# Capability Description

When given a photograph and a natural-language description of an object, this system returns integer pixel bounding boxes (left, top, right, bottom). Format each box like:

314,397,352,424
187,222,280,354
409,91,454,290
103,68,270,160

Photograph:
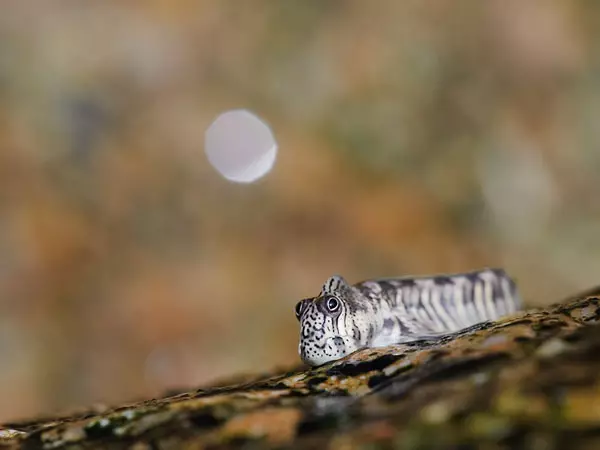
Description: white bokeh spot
204,109,278,183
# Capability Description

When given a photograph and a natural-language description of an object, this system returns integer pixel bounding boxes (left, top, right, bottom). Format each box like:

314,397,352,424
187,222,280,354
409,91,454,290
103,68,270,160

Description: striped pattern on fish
295,268,522,366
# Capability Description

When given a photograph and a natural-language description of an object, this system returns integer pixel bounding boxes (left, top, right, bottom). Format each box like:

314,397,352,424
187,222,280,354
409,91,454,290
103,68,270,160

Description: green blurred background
0,0,599,421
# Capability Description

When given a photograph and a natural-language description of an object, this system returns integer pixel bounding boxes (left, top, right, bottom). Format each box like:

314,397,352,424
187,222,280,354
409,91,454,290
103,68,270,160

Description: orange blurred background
0,0,599,421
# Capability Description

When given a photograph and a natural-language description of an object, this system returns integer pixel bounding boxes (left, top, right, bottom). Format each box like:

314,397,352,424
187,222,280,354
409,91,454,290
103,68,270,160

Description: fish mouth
299,335,356,366
299,334,354,350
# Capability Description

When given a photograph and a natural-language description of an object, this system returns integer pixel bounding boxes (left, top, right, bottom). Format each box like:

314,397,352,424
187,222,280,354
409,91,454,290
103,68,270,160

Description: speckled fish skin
295,268,522,366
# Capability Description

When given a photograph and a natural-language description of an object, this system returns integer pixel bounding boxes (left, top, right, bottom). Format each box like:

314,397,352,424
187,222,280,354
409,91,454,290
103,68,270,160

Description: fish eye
295,300,305,320
324,296,340,313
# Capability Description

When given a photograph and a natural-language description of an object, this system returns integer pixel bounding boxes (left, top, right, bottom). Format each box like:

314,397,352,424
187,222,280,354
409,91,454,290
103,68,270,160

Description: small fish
295,268,522,366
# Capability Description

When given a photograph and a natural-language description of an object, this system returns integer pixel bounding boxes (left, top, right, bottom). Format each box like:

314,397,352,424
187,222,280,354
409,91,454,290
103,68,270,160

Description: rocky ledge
3,289,600,449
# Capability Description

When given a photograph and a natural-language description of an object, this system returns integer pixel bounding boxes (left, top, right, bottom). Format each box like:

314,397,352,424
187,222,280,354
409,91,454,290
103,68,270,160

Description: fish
295,268,521,366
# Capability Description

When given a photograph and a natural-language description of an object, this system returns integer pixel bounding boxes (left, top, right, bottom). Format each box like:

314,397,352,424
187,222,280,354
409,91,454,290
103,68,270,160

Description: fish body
295,268,521,366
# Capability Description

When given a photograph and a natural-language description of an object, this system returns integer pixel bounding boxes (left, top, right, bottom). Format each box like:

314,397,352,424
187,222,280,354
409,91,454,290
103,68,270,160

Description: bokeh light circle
204,109,277,183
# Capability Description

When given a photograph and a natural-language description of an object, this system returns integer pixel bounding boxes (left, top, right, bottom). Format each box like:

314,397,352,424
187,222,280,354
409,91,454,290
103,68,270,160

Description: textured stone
2,291,600,449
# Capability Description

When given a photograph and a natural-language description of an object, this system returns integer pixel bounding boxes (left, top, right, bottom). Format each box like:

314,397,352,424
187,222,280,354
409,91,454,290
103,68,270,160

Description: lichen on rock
3,292,600,449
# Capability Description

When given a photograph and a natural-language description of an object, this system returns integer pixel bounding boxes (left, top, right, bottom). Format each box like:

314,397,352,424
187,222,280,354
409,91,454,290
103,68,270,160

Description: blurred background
0,0,599,422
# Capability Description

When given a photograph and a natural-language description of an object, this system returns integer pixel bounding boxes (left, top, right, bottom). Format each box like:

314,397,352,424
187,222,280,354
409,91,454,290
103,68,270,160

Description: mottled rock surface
3,290,600,449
